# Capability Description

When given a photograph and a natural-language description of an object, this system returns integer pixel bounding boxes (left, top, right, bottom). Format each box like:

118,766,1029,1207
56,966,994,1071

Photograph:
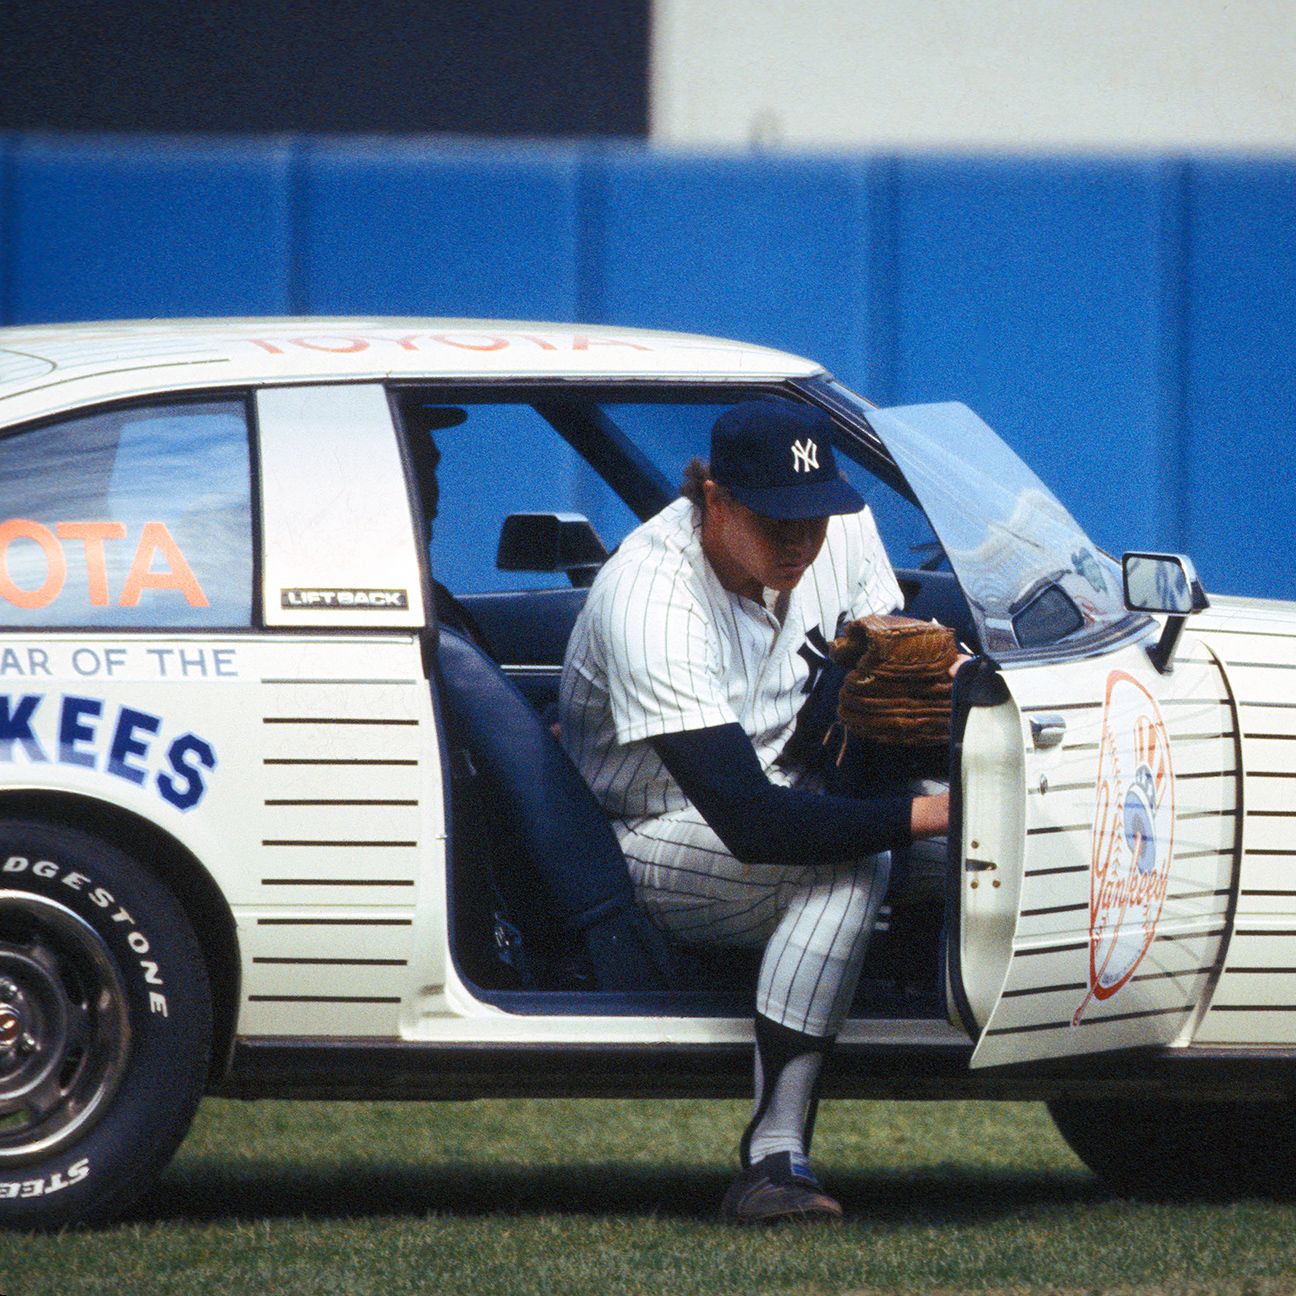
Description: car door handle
1030,714,1067,748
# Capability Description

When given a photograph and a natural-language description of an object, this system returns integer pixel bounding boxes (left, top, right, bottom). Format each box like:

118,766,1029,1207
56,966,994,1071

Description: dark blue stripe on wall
1157,160,1194,555
0,134,12,327
864,156,902,409
575,153,610,326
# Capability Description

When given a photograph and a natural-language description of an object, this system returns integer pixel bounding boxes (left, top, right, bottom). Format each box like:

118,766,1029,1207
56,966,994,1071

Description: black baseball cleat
719,1152,843,1225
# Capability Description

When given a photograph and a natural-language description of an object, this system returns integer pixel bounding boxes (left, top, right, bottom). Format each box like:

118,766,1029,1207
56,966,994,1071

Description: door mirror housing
1121,552,1208,674
496,512,609,588
1122,552,1208,616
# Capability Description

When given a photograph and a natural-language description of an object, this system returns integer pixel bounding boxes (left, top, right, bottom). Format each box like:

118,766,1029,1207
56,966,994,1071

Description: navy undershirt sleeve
650,723,915,866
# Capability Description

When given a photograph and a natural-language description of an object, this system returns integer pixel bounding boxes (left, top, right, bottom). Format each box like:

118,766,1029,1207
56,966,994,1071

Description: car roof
0,317,824,426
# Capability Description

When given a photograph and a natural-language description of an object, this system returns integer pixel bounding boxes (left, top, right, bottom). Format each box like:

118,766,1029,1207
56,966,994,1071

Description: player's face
704,483,830,598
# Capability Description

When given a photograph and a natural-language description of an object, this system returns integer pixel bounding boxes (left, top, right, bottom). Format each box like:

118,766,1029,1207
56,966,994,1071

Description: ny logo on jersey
797,625,833,694
790,437,819,473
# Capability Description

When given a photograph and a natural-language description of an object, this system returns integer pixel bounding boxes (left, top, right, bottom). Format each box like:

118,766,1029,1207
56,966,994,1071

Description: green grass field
8,1096,1296,1296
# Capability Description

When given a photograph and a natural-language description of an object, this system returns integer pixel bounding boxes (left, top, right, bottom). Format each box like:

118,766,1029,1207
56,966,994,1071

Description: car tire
0,819,212,1230
1048,1096,1296,1198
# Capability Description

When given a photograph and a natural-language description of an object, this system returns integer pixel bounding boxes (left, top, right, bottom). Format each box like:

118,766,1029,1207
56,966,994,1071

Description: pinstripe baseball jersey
559,496,903,821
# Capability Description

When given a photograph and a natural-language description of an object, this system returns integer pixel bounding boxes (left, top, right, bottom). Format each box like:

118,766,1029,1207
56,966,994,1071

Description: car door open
952,637,1238,1066
845,400,1241,1068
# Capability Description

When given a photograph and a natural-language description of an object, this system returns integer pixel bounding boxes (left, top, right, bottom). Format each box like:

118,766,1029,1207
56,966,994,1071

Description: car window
401,388,942,600
0,398,253,627
832,453,945,576
595,400,730,479
408,401,640,594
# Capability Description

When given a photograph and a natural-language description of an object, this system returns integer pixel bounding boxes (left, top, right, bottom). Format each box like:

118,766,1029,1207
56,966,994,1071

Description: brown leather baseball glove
829,614,959,747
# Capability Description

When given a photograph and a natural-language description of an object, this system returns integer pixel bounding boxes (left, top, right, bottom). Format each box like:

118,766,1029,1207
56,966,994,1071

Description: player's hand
911,791,949,838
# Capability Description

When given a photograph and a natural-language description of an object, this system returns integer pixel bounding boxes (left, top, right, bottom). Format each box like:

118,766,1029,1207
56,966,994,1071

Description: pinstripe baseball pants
617,806,891,1037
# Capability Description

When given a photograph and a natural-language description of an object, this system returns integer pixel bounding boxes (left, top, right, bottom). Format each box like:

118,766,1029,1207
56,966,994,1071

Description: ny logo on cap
791,437,819,473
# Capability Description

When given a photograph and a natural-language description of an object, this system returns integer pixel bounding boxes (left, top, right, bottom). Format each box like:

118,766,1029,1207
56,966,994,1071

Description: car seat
433,626,679,993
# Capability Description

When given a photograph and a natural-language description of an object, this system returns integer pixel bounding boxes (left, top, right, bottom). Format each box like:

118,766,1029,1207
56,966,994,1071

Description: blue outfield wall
1,133,1293,600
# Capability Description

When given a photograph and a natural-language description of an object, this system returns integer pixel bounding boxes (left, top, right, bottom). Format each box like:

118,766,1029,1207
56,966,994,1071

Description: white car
1,318,1294,1228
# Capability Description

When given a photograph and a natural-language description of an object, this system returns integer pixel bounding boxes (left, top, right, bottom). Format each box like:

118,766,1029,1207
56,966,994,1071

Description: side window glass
0,399,253,627
835,457,945,575
413,403,638,594
404,392,938,599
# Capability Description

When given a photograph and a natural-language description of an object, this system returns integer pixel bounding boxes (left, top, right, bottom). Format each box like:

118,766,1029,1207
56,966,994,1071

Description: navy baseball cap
709,397,865,520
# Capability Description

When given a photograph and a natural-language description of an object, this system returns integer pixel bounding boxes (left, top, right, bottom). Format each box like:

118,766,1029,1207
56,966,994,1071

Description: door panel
960,634,1239,1067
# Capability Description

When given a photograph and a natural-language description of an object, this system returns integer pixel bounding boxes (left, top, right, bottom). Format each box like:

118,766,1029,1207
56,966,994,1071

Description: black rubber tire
0,819,212,1230
1048,1096,1296,1199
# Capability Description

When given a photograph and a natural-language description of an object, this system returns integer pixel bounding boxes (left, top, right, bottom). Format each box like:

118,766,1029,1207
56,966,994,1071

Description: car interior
393,387,979,1022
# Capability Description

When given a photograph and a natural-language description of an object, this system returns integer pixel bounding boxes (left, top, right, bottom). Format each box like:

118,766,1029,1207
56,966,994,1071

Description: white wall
651,0,1296,150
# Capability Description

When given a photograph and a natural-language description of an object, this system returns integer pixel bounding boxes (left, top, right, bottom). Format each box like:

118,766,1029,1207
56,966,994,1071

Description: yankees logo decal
791,438,819,473
797,626,832,694
1073,669,1176,1026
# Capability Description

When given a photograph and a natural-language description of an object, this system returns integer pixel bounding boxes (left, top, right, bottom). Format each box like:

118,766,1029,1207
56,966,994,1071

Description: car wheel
1048,1096,1296,1198
0,820,212,1229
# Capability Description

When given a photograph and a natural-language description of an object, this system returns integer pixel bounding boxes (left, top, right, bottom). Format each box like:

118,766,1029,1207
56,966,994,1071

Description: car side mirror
496,512,609,588
1122,552,1209,674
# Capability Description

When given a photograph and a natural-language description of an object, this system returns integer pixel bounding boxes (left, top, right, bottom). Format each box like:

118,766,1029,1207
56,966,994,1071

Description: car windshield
810,379,1138,656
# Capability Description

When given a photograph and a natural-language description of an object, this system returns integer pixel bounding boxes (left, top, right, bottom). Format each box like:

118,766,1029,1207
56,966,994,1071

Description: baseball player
559,396,950,1224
